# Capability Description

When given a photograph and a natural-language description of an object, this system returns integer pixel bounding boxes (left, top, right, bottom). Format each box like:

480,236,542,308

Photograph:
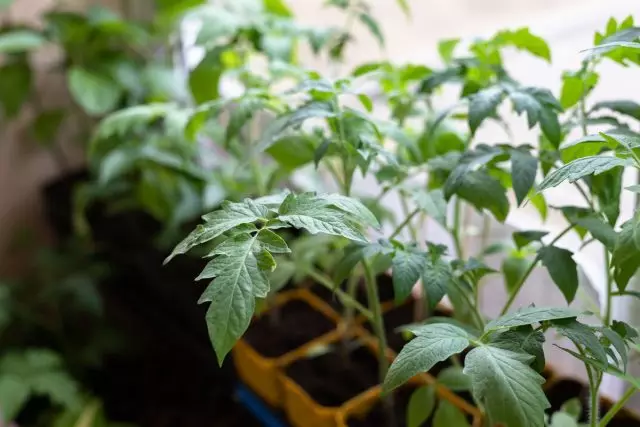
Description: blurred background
1,0,640,426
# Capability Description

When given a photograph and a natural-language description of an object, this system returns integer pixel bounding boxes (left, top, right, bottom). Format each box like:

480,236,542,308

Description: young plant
386,17,640,427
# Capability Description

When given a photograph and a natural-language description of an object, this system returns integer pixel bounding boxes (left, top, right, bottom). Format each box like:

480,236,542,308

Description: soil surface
285,342,380,407
244,299,336,358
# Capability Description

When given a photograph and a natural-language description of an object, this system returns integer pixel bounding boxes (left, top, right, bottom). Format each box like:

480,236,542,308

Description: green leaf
437,366,471,391
413,189,447,227
591,100,640,121
384,324,469,392
530,192,548,220
407,385,436,427
455,171,509,222
94,103,174,140
31,109,65,145
486,306,580,331
189,52,222,104
67,67,122,116
359,12,384,47
511,148,538,206
560,71,598,109
468,86,505,133
0,0,14,9
538,246,579,303
438,39,460,63
612,218,640,291
491,326,546,372
571,214,617,249
464,345,549,427
561,398,582,420
433,400,470,427
0,350,81,421
559,134,616,163
225,97,271,145
263,0,292,16
199,232,271,364
167,200,269,262
0,377,30,422
553,319,607,365
256,229,290,254
591,168,622,226
539,107,562,147
497,27,551,62
0,30,45,53
267,135,318,171
550,412,579,427
502,253,531,293
513,230,548,249
538,156,629,191
422,257,452,309
395,0,411,17
314,193,380,228
260,101,336,149
0,60,32,117
278,193,368,243
601,327,628,370
392,248,426,303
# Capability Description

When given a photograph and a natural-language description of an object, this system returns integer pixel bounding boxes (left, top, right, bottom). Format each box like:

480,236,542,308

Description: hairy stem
389,208,419,240
500,224,574,315
576,344,599,427
306,268,372,320
598,387,637,427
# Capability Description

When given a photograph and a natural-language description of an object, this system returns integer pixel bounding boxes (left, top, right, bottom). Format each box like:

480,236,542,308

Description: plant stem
400,196,418,241
363,261,389,384
598,387,637,427
343,274,359,332
500,224,574,315
452,197,465,259
576,343,599,427
306,268,373,320
450,278,485,330
389,208,419,240
604,248,613,327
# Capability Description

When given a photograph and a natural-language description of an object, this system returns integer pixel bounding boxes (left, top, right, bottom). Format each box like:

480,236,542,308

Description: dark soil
545,378,640,426
285,342,380,407
362,299,451,354
244,299,336,358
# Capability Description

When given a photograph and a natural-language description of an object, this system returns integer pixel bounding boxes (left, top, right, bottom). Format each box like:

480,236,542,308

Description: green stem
363,261,389,384
389,208,419,240
604,248,613,327
598,387,637,427
451,278,485,330
400,196,418,241
500,224,574,315
343,274,359,330
452,197,464,259
576,344,599,427
306,268,373,320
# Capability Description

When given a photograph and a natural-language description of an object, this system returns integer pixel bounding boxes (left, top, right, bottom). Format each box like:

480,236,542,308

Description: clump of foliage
94,2,640,427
